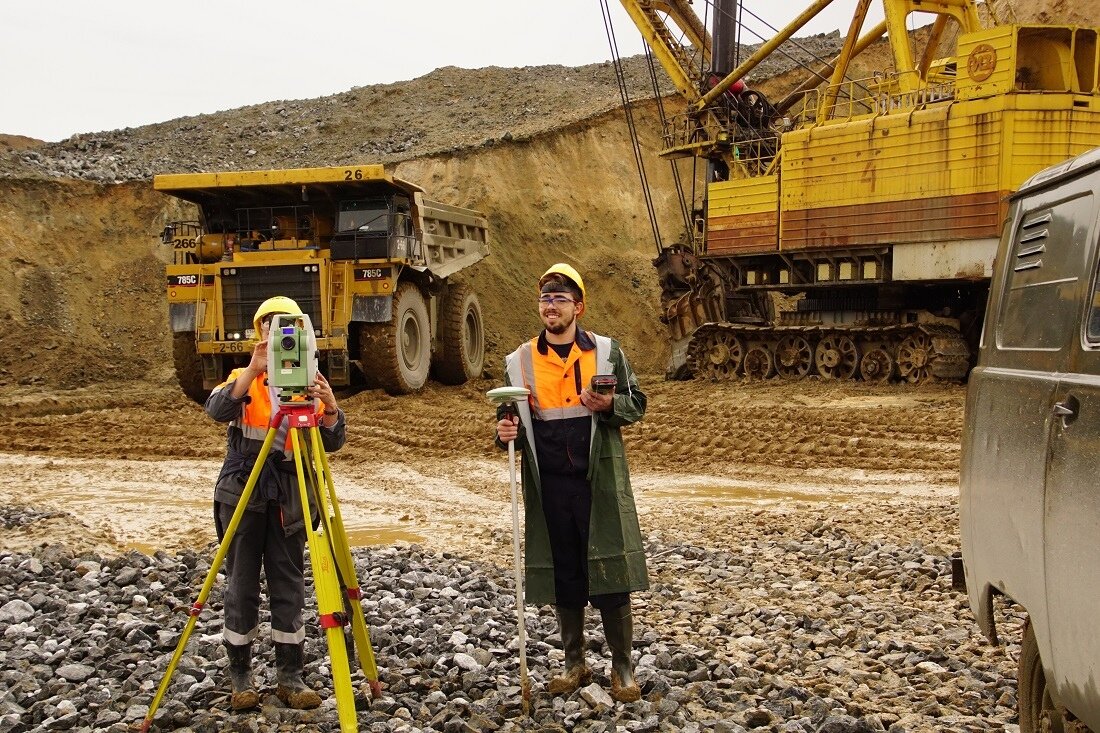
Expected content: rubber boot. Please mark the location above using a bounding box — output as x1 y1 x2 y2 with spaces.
548 606 592 695
274 642 322 710
224 642 260 711
600 604 641 703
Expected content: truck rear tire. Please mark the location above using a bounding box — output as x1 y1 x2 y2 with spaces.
173 332 210 404
1019 617 1070 732
434 284 485 385
359 282 431 395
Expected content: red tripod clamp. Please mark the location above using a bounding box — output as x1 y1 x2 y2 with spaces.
271 403 319 429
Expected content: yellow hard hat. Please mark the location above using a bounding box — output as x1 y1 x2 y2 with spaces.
539 263 586 302
253 295 303 332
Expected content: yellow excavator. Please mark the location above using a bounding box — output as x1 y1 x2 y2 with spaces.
611 0 1100 382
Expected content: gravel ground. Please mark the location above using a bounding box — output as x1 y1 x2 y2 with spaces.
0 500 1021 733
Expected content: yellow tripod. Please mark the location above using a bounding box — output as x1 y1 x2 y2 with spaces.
140 403 382 733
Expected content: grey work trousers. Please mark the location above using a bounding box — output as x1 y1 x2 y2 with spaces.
216 500 306 646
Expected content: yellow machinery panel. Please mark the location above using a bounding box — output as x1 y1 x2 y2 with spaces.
707 175 779 254
776 90 1100 251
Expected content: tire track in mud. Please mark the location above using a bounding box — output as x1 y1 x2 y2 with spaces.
0 376 964 558
0 377 963 479
634 379 963 479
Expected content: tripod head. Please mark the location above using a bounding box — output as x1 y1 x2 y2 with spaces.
268 313 319 404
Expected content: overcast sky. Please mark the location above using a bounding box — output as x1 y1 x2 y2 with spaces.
3 0 874 142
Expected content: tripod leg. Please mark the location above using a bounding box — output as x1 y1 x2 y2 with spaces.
290 429 358 733
309 426 383 698
140 426 280 732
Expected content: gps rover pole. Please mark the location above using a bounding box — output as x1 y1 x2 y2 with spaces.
488 386 533 713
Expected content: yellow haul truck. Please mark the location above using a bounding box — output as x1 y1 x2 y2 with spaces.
155 165 488 400
615 0 1100 382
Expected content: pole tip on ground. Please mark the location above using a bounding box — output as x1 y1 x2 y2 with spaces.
368 679 383 699
521 679 532 714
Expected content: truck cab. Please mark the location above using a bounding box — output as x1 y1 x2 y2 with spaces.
961 146 1100 731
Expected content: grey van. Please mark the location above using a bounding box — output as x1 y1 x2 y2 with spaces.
961 145 1100 731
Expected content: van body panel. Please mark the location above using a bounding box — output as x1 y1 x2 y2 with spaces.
960 365 1056 637
962 146 1100 728
1046 371 1100 723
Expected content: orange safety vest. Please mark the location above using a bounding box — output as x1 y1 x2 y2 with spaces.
223 368 324 452
526 336 598 420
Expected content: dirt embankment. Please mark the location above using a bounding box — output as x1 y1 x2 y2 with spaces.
0 101 680 391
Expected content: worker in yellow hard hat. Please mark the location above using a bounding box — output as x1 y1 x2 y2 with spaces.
495 263 649 702
203 296 345 712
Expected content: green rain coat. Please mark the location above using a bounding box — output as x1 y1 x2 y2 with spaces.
503 330 649 606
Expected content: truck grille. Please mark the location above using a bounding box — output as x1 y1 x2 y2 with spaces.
220 265 322 335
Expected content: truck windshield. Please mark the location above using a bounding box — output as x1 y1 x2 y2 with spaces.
338 199 389 234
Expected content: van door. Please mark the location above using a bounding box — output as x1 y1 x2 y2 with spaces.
963 184 1088 649
1042 183 1100 728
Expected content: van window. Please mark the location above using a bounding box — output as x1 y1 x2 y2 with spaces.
997 193 1093 350
1087 244 1100 342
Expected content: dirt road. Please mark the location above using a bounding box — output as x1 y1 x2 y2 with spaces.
0 377 963 561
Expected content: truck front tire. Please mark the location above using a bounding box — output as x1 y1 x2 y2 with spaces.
173 332 210 404
1019 617 1070 732
360 282 430 395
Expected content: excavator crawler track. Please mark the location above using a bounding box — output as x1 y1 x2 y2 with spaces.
686 321 969 384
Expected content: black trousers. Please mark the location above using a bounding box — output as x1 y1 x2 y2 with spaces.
541 473 628 611
216 500 306 646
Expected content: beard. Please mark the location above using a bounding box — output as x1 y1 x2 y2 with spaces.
544 311 575 335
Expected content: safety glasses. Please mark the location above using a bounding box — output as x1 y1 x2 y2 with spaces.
538 295 576 307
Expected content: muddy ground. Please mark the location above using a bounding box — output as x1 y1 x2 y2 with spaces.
0 376 963 561
2 374 1003 731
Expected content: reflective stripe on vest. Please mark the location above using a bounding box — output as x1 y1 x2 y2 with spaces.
505 332 615 469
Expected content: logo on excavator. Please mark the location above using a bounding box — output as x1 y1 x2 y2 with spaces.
967 44 997 82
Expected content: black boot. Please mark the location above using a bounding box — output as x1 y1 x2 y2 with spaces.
274 642 322 710
224 642 260 711
600 603 641 703
548 606 592 694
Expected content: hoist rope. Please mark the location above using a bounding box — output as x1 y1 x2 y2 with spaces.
600 0 664 257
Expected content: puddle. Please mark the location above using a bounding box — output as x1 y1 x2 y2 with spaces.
641 478 856 506
342 524 425 547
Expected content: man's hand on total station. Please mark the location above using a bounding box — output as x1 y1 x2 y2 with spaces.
246 338 269 377
229 338 269 399
308 372 338 413
497 415 519 443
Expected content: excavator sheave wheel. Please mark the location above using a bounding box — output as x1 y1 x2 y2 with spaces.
897 332 934 384
815 335 859 380
775 335 814 379
860 348 895 384
690 330 743 380
742 345 775 380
